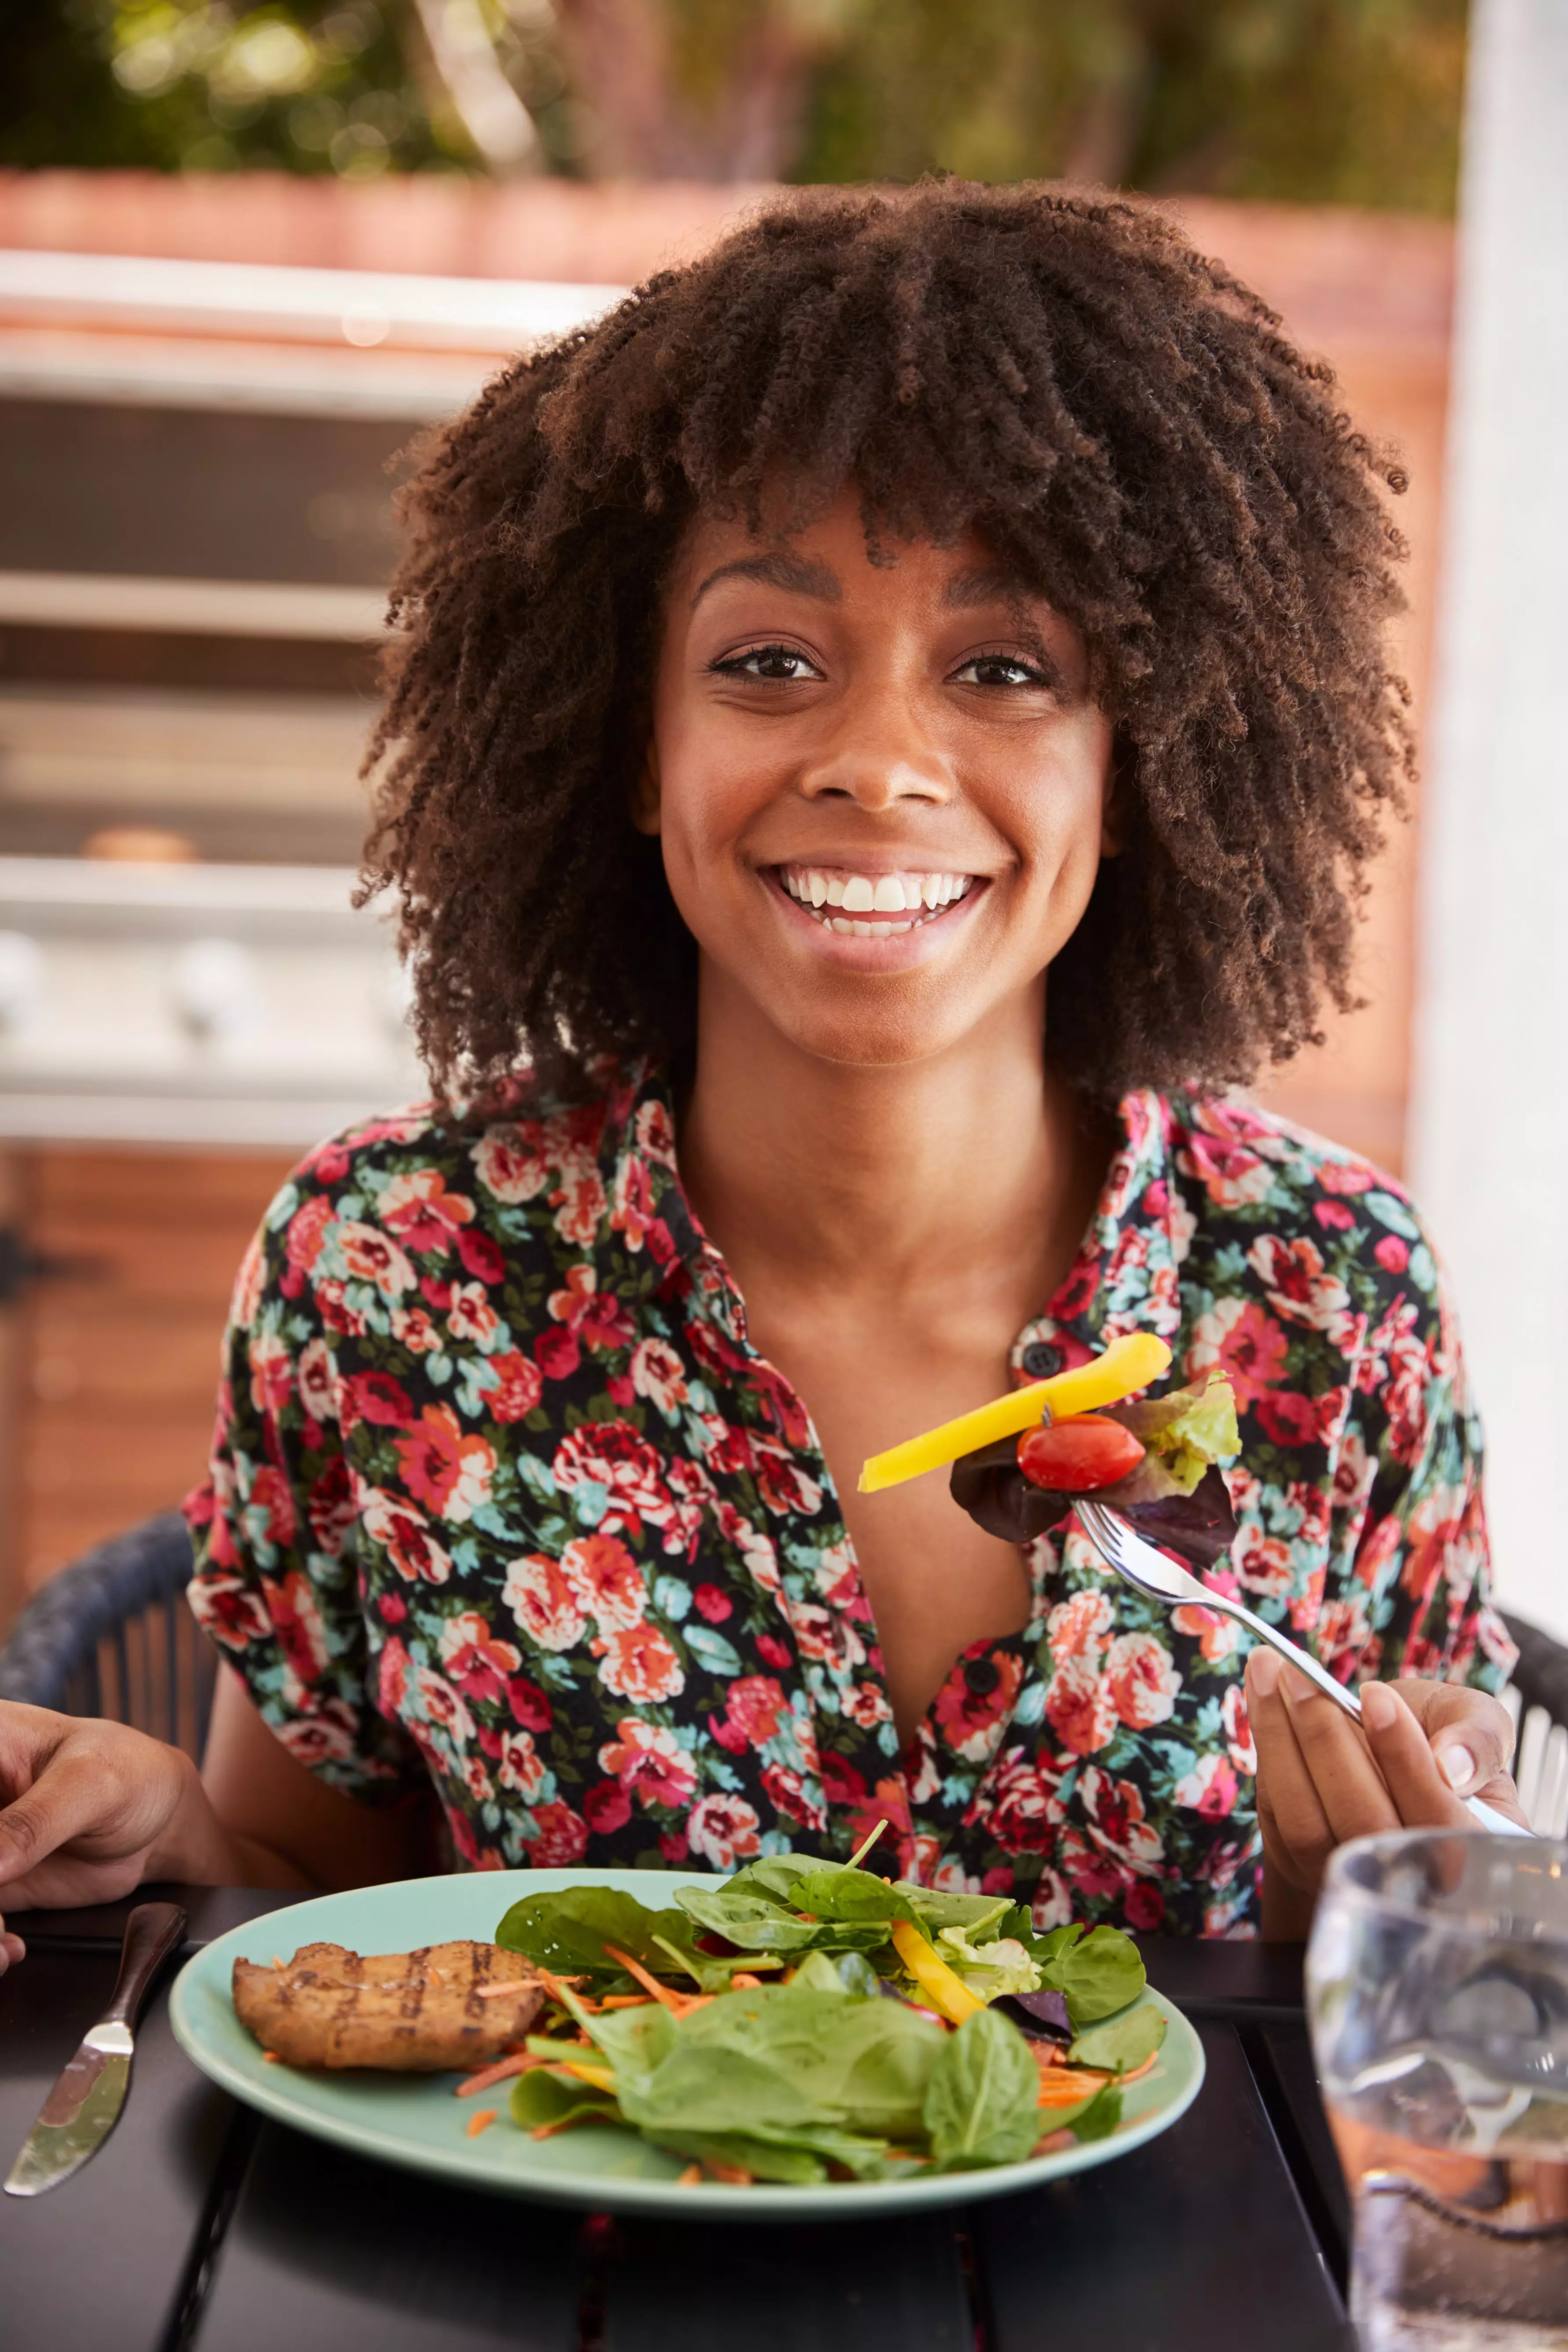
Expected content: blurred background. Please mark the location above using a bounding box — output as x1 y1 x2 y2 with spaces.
0 0 1560 1644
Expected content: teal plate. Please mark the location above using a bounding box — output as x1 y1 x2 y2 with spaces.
170 1869 1205 2219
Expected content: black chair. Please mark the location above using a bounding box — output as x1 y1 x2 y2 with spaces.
0 1512 215 1763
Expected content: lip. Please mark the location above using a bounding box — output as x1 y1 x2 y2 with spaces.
760 863 990 969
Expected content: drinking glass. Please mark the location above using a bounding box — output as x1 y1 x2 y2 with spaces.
1308 1829 1568 2349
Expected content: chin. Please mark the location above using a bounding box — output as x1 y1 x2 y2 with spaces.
771 987 982 1071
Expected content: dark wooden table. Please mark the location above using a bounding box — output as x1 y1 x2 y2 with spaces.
1 1888 1355 2351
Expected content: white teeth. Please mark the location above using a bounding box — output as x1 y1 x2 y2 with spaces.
840 876 875 912
808 872 826 907
779 865 977 930
921 875 941 910
871 875 906 912
826 875 847 906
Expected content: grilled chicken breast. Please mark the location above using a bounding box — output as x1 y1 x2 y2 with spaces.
233 1940 546 2071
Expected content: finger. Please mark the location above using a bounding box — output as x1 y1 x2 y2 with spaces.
0 1929 23 1973
1248 1650 1335 1879
1359 1682 1473 1827
0 1749 119 1888
1277 1662 1402 1844
1386 1680 1517 1802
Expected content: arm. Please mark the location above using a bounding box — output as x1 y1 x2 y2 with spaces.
0 1669 429 1970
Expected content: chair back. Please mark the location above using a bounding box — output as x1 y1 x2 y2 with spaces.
0 1513 214 1762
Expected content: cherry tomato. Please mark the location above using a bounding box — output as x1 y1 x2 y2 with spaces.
1017 1415 1146 1493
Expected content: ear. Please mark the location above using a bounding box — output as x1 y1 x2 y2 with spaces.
629 739 662 836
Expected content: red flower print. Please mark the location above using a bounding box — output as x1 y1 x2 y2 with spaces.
187 1570 272 1651
1104 1632 1181 1730
535 1326 580 1380
1316 1158 1375 1196
598 1717 697 1810
1222 1682 1256 1773
1046 1589 1115 1661
1232 1524 1294 1600
630 1337 688 1417
378 1591 406 1625
260 1568 329 1684
1079 1767 1164 1873
297 1337 337 1424
1187 1297 1290 1407
749 1436 822 1518
1176 1124 1273 1211
527 1801 589 1867
561 1532 646 1632
843 1680 891 1730
455 1225 506 1284
761 1761 828 1832
693 1582 732 1624
393 1404 495 1523
1256 1389 1319 1447
248 1464 297 1548
472 1122 549 1206
438 1609 522 1703
1313 1200 1356 1232
1170 1601 1242 1662
247 1330 293 1419
1247 1234 1351 1334
985 1750 1066 1854
585 1779 632 1833
593 1621 686 1704
551 1420 673 1541
341 1370 415 1430
756 1633 793 1671
506 1675 553 1732
1048 1255 1100 1320
447 1283 502 1346
307 1456 355 1556
819 1751 865 1807
723 1674 787 1748
275 1701 359 1768
358 1487 454 1585
658 1829 689 1863
933 1653 1024 1763
497 1727 548 1799
486 1350 543 1422
685 1793 762 1870
413 1665 476 1747
502 1553 585 1651
1124 1882 1165 1931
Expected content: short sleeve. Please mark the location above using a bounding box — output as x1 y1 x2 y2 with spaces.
1341 1254 1517 1696
184 1172 426 1804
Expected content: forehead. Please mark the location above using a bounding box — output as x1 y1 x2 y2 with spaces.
669 482 1029 607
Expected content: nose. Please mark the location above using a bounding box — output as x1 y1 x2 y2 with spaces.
796 686 953 812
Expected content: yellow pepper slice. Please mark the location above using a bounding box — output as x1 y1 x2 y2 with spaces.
552 2060 617 2093
858 1330 1172 1493
890 1919 986 2025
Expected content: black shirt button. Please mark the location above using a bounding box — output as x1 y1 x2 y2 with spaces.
964 1657 1001 1696
1022 1341 1064 1378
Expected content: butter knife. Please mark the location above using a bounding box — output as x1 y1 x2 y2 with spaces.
4 1899 186 2198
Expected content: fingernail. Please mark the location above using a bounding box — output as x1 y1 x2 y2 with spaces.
1249 1650 1280 1698
1361 1681 1396 1732
1441 1745 1477 1794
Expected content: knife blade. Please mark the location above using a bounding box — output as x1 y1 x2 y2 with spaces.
5 1898 186 2198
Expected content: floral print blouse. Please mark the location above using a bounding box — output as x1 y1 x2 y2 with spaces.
186 1063 1514 1938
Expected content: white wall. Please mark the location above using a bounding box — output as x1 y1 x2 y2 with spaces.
1411 0 1568 1638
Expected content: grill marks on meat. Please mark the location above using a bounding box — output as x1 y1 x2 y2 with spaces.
232 1940 546 2071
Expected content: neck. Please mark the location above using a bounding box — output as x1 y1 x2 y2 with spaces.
678 964 1099 1304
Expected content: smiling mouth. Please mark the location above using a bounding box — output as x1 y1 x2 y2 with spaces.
772 863 981 937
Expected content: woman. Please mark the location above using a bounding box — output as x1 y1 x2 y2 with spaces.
0 183 1524 1971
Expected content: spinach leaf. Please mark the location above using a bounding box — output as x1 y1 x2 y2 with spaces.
1002 1918 1147 2027
792 1870 930 1934
1062 2079 1123 2142
1067 2004 1167 2074
790 1949 880 1998
675 1881 890 1955
922 2006 1041 2171
508 2069 625 2136
899 1888 1014 1937
648 2121 895 2183
495 1886 709 1988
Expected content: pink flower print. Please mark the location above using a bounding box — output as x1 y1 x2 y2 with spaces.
497 1727 549 1800
1173 1752 1240 1818
502 1553 586 1652
1177 1123 1273 1211
629 1337 688 1416
1247 1235 1351 1334
1187 1297 1290 1407
985 1750 1067 1854
187 1570 272 1652
260 1567 330 1684
275 1700 360 1769
1079 1766 1164 1873
472 1122 549 1206
1232 1524 1294 1600
1222 1682 1257 1774
284 1193 335 1276
447 1282 502 1346
438 1609 522 1704
1104 1631 1182 1729
334 1220 416 1299
551 1420 673 1542
1046 1589 1115 1661
485 1350 543 1422
722 1675 788 1748
933 1652 1024 1763
247 1464 297 1548
693 1582 732 1624
761 1761 828 1834
379 1167 476 1255
358 1486 454 1585
1044 1650 1118 1757
525 1801 589 1867
296 1336 336 1424
247 1327 294 1419
1171 1602 1243 1662
413 1665 476 1749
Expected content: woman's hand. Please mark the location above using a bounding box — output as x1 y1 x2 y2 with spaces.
0 1701 226 1970
1247 1650 1528 1940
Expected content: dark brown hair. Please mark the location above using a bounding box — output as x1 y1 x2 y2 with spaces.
364 180 1412 1107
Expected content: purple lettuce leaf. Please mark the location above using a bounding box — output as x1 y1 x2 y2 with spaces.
949 1445 1237 1571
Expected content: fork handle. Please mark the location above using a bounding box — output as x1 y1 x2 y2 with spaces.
1211 1594 1531 1838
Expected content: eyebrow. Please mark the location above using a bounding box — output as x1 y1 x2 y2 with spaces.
690 553 841 610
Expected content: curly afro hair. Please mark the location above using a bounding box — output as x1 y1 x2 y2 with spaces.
364 179 1412 1110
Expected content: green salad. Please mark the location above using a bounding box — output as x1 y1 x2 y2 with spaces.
479 1834 1166 2185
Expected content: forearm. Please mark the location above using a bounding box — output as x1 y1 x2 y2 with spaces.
149 1749 319 1891
1259 1852 1316 1943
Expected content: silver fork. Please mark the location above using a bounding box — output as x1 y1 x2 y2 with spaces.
1075 1499 1530 1837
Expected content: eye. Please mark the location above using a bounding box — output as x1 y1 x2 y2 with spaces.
709 643 822 684
950 651 1054 690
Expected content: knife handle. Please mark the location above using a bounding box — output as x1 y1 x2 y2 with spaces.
103 1901 186 2031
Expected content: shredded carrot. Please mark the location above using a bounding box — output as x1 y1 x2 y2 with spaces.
534 1966 591 2010
1036 2068 1112 2108
602 1944 711 2017
705 2161 753 2185
263 2050 282 2064
466 2108 498 2138
455 2051 549 2097
599 1994 655 2009
529 2112 602 2141
676 2163 702 2187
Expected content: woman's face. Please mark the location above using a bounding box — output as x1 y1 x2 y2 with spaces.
641 483 1117 1069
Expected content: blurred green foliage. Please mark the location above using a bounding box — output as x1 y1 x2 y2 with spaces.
0 0 1469 214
